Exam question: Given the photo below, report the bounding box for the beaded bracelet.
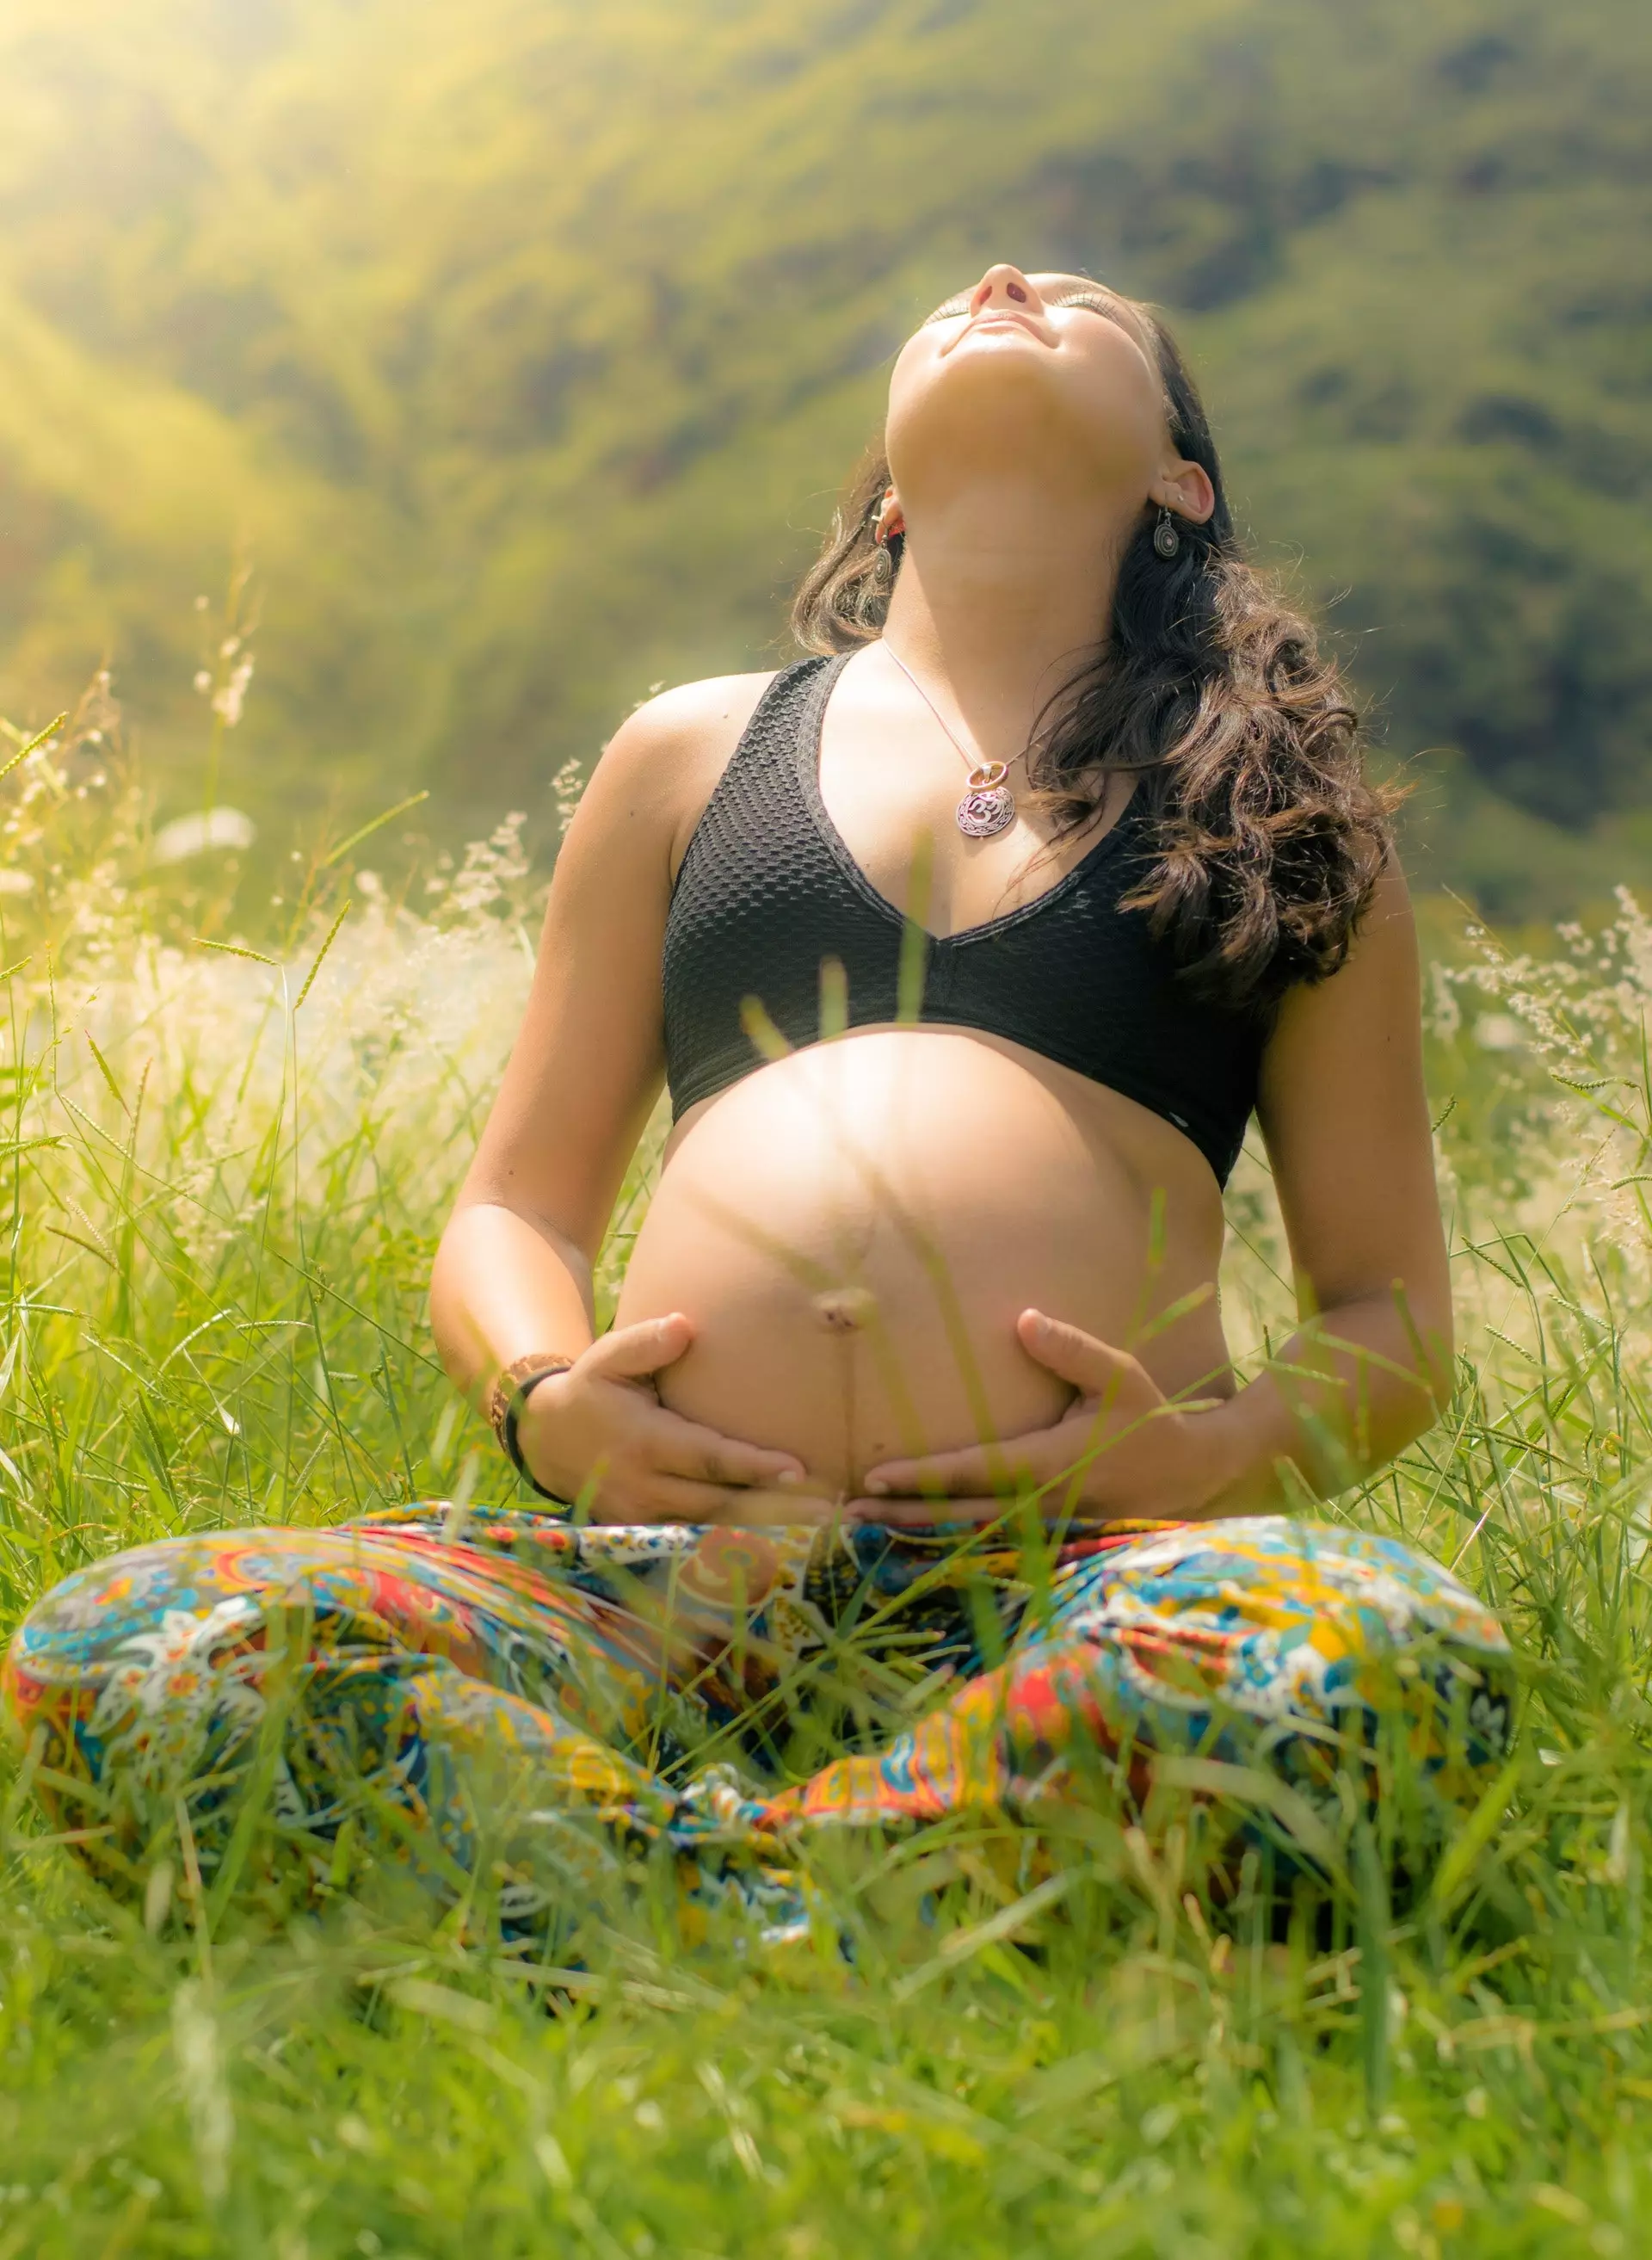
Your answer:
[486,1351,576,1499]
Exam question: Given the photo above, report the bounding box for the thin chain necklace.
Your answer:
[882,642,1019,840]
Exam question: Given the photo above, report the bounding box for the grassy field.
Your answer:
[2,701,1651,2257]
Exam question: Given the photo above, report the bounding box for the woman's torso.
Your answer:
[612,653,1264,1499]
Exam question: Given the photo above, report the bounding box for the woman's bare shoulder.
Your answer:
[579,670,781,869]
[591,670,780,792]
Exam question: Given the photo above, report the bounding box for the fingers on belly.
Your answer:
[656,1281,1070,1497]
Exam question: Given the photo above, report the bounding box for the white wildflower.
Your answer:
[153,808,257,864]
[551,756,587,843]
[442,812,531,920]
[211,658,255,727]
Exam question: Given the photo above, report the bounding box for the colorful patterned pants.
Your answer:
[2,1508,1514,1946]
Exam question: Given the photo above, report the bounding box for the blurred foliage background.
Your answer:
[0,0,1647,917]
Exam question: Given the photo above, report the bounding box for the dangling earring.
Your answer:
[1153,504,1181,559]
[872,494,903,588]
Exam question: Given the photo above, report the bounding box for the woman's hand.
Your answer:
[848,1309,1229,1525]
[516,1312,829,1525]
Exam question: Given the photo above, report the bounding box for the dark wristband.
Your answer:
[489,1354,575,1501]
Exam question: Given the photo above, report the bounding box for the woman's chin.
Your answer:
[889,399,1130,512]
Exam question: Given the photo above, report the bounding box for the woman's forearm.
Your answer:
[1190,1290,1452,1517]
[428,1201,598,1404]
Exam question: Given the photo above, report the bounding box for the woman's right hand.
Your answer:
[515,1312,826,1524]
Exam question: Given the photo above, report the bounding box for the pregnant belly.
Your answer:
[613,1028,1229,1499]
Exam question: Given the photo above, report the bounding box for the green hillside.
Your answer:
[0,0,1648,912]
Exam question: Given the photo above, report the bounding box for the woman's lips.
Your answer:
[941,312,1051,352]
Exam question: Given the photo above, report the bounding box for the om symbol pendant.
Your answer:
[954,761,1016,839]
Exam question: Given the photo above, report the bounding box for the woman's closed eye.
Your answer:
[1050,287,1122,322]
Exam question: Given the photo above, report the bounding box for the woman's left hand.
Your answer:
[848,1308,1228,1525]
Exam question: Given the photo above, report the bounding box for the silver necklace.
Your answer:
[883,643,1018,840]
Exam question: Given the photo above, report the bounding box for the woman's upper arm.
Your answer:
[1254,858,1450,1333]
[456,675,773,1260]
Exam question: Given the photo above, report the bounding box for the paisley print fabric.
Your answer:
[2,1507,1514,1948]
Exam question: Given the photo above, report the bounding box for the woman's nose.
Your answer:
[971,263,1044,314]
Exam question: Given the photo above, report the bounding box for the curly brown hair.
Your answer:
[791,299,1398,1012]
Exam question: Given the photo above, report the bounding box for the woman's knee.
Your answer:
[2,1528,356,1808]
[1038,1513,1515,1772]
[9,1533,285,1692]
[1054,1514,1508,1651]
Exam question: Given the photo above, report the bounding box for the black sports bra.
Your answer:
[662,654,1266,1186]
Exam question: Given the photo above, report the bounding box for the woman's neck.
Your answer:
[879,482,1124,758]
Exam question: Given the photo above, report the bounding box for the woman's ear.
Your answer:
[1157,461,1216,525]
[873,487,905,543]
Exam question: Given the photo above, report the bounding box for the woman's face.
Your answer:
[885,262,1175,512]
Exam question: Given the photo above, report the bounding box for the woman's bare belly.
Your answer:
[612,1028,1236,1501]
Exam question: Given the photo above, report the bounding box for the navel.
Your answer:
[812,1286,878,1335]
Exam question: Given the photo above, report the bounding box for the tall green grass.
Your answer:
[1,701,1650,2257]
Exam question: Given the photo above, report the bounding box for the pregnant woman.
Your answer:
[7,264,1511,1942]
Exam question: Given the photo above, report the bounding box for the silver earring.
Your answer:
[1153,505,1180,559]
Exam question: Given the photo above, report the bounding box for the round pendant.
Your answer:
[955,761,1016,840]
